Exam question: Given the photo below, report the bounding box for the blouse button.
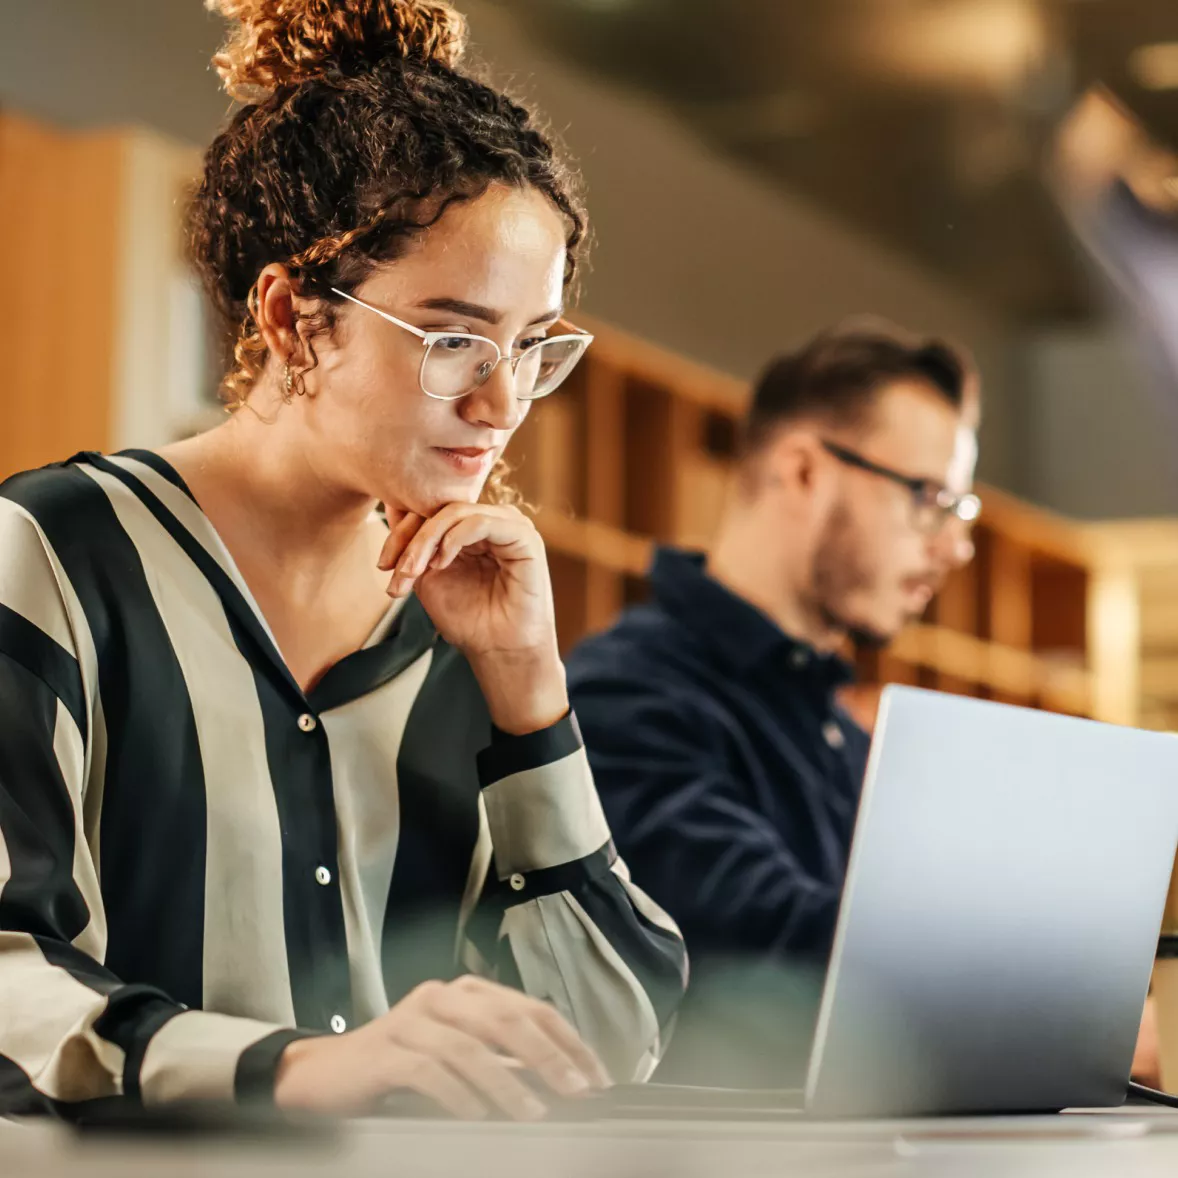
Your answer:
[298,713,318,733]
[509,873,526,892]
[330,1014,347,1034]
[315,866,332,886]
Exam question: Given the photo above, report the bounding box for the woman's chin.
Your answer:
[386,479,484,518]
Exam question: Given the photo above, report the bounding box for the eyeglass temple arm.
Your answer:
[330,288,430,340]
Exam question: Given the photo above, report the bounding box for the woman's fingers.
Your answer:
[431,516,498,572]
[378,512,425,572]
[386,505,472,585]
[431,977,608,1097]
[393,1021,547,1121]
[530,1000,613,1089]
[385,504,535,596]
[383,1049,489,1121]
[441,1002,594,1098]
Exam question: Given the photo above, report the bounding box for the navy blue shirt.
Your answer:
[567,547,870,965]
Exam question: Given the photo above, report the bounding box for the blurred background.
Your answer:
[4,0,1178,731]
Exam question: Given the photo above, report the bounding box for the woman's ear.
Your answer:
[253,264,305,366]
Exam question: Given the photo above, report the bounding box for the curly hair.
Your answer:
[191,0,587,502]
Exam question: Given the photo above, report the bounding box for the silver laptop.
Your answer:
[592,685,1178,1122]
[803,685,1178,1117]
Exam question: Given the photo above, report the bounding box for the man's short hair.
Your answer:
[742,318,976,456]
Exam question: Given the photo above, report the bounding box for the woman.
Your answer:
[0,0,685,1121]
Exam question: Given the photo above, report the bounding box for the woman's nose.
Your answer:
[461,360,525,431]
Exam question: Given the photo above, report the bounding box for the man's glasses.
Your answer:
[821,440,982,533]
[331,288,594,402]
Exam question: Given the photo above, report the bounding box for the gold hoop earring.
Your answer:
[284,361,310,402]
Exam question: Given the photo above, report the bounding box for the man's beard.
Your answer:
[810,502,895,650]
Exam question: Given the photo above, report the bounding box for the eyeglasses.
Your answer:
[331,288,594,402]
[821,439,982,533]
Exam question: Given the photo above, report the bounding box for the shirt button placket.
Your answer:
[296,709,343,1037]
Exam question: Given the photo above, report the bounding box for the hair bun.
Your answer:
[206,0,468,100]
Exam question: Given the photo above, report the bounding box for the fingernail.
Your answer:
[522,1097,546,1120]
[562,1071,590,1095]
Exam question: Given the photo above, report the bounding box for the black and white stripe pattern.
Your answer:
[0,452,686,1115]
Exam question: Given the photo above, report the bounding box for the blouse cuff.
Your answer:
[136,1009,308,1106]
[478,710,612,883]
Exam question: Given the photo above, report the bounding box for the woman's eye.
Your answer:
[518,336,548,352]
[436,336,475,352]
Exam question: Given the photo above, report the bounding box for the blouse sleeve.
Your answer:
[0,494,302,1115]
[470,713,688,1083]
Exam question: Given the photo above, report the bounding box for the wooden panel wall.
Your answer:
[0,112,123,479]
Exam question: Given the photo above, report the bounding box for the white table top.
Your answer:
[6,1108,1178,1178]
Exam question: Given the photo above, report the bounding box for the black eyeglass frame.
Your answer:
[820,439,982,530]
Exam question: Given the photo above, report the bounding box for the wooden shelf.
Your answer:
[536,512,651,577]
[1083,520,1178,731]
[891,625,1091,714]
[510,314,1127,729]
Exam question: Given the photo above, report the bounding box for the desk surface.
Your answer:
[6,1110,1178,1178]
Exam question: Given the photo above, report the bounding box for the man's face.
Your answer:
[808,380,978,646]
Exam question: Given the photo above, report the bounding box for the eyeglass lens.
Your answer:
[912,490,980,533]
[422,335,586,400]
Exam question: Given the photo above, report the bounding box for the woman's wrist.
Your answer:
[467,646,570,736]
[273,1037,317,1109]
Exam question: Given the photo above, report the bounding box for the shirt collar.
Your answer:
[81,450,440,714]
[648,546,855,687]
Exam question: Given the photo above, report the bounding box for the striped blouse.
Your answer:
[0,451,686,1115]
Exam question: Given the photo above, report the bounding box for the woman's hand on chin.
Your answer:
[378,504,568,735]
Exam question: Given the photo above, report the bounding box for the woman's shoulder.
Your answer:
[0,453,145,564]
[0,454,108,536]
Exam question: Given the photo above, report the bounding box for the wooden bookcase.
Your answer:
[0,112,205,483]
[511,315,1139,731]
[1083,520,1178,733]
[0,113,125,476]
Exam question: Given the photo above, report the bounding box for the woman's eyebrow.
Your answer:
[416,296,501,323]
[415,297,562,327]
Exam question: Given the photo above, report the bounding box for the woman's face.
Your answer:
[294,184,569,516]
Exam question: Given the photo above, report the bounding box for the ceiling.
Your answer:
[6,0,1176,325]
[508,0,1178,323]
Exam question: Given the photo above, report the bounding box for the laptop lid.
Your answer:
[805,686,1178,1118]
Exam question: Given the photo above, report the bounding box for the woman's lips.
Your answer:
[434,446,494,476]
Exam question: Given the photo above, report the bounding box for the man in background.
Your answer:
[567,321,980,1080]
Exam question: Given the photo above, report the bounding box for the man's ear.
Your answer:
[763,428,824,495]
